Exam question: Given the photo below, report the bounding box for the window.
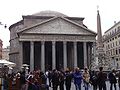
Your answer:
[116,49,118,55]
[116,41,118,46]
[116,58,118,61]
[119,49,120,54]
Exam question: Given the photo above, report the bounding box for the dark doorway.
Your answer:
[34,42,41,70]
[67,42,74,70]
[45,42,52,70]
[56,42,63,70]
[77,42,84,69]
[23,42,30,66]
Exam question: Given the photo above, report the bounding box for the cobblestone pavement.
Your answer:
[49,81,119,90]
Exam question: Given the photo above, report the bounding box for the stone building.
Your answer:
[0,39,2,59]
[103,21,120,69]
[9,11,97,72]
[2,46,10,60]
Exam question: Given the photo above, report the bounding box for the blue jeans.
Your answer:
[75,83,81,90]
[84,82,89,90]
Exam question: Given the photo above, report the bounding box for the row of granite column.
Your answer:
[20,41,90,72]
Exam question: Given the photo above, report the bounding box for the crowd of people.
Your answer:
[2,66,120,90]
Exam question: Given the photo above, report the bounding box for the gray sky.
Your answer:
[0,0,120,48]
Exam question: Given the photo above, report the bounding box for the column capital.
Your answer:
[52,41,56,45]
[41,41,45,45]
[63,41,67,45]
[30,41,34,45]
[73,41,77,45]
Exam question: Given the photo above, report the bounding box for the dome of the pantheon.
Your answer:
[32,10,68,17]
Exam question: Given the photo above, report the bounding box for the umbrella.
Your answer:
[0,59,16,67]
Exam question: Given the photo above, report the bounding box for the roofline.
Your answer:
[22,15,54,19]
[9,15,85,30]
[62,17,97,35]
[17,16,97,35]
[23,15,85,20]
[9,20,23,30]
[103,29,120,42]
[17,17,57,33]
[104,21,120,33]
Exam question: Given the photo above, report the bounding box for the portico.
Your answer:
[9,11,96,72]
[20,36,95,71]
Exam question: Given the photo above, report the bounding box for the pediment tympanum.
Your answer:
[18,17,96,35]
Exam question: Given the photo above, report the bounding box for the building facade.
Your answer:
[9,11,96,72]
[2,46,10,60]
[0,39,2,59]
[103,21,120,69]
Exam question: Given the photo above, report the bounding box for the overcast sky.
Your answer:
[0,0,120,48]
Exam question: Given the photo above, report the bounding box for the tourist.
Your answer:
[73,67,82,90]
[108,69,117,90]
[116,70,120,90]
[47,70,52,87]
[59,70,65,90]
[90,70,97,90]
[83,68,90,90]
[51,69,60,90]
[64,68,72,90]
[97,67,107,90]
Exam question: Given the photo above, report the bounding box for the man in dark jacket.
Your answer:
[97,67,107,90]
[90,70,97,90]
[65,69,72,90]
[51,69,60,90]
[108,69,117,90]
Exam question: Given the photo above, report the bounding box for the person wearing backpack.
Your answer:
[108,69,117,90]
[97,67,107,90]
[90,70,97,90]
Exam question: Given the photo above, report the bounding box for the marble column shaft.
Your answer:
[30,41,34,71]
[74,42,77,67]
[41,41,45,72]
[19,42,23,70]
[63,41,67,69]
[84,42,87,68]
[52,41,56,69]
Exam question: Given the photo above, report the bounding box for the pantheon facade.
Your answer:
[9,11,96,72]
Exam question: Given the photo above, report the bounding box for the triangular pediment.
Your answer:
[19,17,96,35]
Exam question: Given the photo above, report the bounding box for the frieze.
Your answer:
[19,34,96,42]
